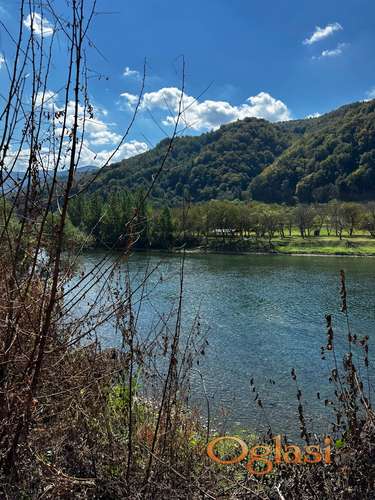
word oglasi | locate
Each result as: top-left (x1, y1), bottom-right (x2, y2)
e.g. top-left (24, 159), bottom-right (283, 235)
top-left (207, 435), bottom-right (332, 475)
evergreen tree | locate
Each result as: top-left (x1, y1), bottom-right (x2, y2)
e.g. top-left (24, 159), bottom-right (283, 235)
top-left (157, 206), bottom-right (174, 248)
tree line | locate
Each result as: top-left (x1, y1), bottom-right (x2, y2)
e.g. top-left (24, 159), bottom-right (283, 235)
top-left (67, 192), bottom-right (375, 249)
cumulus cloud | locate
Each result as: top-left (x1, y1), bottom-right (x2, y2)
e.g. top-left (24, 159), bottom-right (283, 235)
top-left (79, 140), bottom-right (148, 167)
top-left (303, 22), bottom-right (342, 45)
top-left (23, 12), bottom-right (54, 37)
top-left (30, 90), bottom-right (148, 168)
top-left (120, 92), bottom-right (139, 109)
top-left (4, 86), bottom-right (149, 173)
top-left (54, 100), bottom-right (123, 148)
top-left (5, 139), bottom-right (148, 173)
top-left (121, 87), bottom-right (291, 130)
top-left (123, 66), bottom-right (140, 78)
top-left (61, 102), bottom-right (147, 163)
top-left (365, 87), bottom-right (375, 101)
top-left (35, 90), bottom-right (57, 109)
top-left (88, 129), bottom-right (122, 146)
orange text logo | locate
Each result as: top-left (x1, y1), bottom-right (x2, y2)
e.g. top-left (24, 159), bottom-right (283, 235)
top-left (207, 435), bottom-right (332, 475)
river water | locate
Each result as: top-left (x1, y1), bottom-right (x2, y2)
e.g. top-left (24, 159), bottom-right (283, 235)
top-left (75, 251), bottom-right (375, 439)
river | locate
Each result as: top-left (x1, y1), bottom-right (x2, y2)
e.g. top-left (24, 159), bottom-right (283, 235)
top-left (73, 251), bottom-right (375, 440)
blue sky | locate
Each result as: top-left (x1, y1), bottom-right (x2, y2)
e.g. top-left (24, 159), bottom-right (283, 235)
top-left (1, 0), bottom-right (375, 166)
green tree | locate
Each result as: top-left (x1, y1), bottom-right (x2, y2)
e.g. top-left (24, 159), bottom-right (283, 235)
top-left (154, 206), bottom-right (174, 248)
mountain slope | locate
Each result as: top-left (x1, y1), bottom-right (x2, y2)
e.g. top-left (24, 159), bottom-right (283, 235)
top-left (83, 118), bottom-right (300, 203)
top-left (82, 99), bottom-right (375, 204)
top-left (251, 100), bottom-right (375, 203)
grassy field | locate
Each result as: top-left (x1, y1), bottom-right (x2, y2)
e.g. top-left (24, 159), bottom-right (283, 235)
top-left (273, 238), bottom-right (375, 255)
top-left (272, 232), bottom-right (375, 256)
top-left (200, 229), bottom-right (375, 256)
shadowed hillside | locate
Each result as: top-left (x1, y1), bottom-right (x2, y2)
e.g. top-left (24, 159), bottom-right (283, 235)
top-left (81, 99), bottom-right (375, 205)
top-left (251, 99), bottom-right (375, 203)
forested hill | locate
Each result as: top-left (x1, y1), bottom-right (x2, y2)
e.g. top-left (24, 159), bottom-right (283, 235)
top-left (82, 99), bottom-right (375, 204)
top-left (252, 99), bottom-right (375, 203)
top-left (83, 118), bottom-right (299, 203)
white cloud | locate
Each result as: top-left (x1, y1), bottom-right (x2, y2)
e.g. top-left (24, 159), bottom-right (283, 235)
top-left (306, 112), bottom-right (321, 119)
top-left (5, 145), bottom-right (58, 173)
top-left (303, 22), bottom-right (343, 45)
top-left (312, 42), bottom-right (348, 60)
top-left (0, 53), bottom-right (4, 69)
top-left (241, 92), bottom-right (291, 122)
top-left (120, 92), bottom-right (139, 109)
top-left (123, 66), bottom-right (140, 78)
top-left (5, 139), bottom-right (148, 173)
top-left (32, 90), bottom-right (148, 166)
top-left (23, 13), bottom-right (54, 37)
top-left (6, 123), bottom-right (147, 173)
top-left (4, 85), bottom-right (149, 172)
top-left (58, 99), bottom-right (148, 163)
top-left (53, 99), bottom-right (123, 147)
top-left (88, 128), bottom-right (122, 146)
top-left (35, 90), bottom-right (57, 108)
top-left (121, 87), bottom-right (291, 130)
top-left (320, 42), bottom-right (347, 58)
top-left (79, 140), bottom-right (148, 167)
